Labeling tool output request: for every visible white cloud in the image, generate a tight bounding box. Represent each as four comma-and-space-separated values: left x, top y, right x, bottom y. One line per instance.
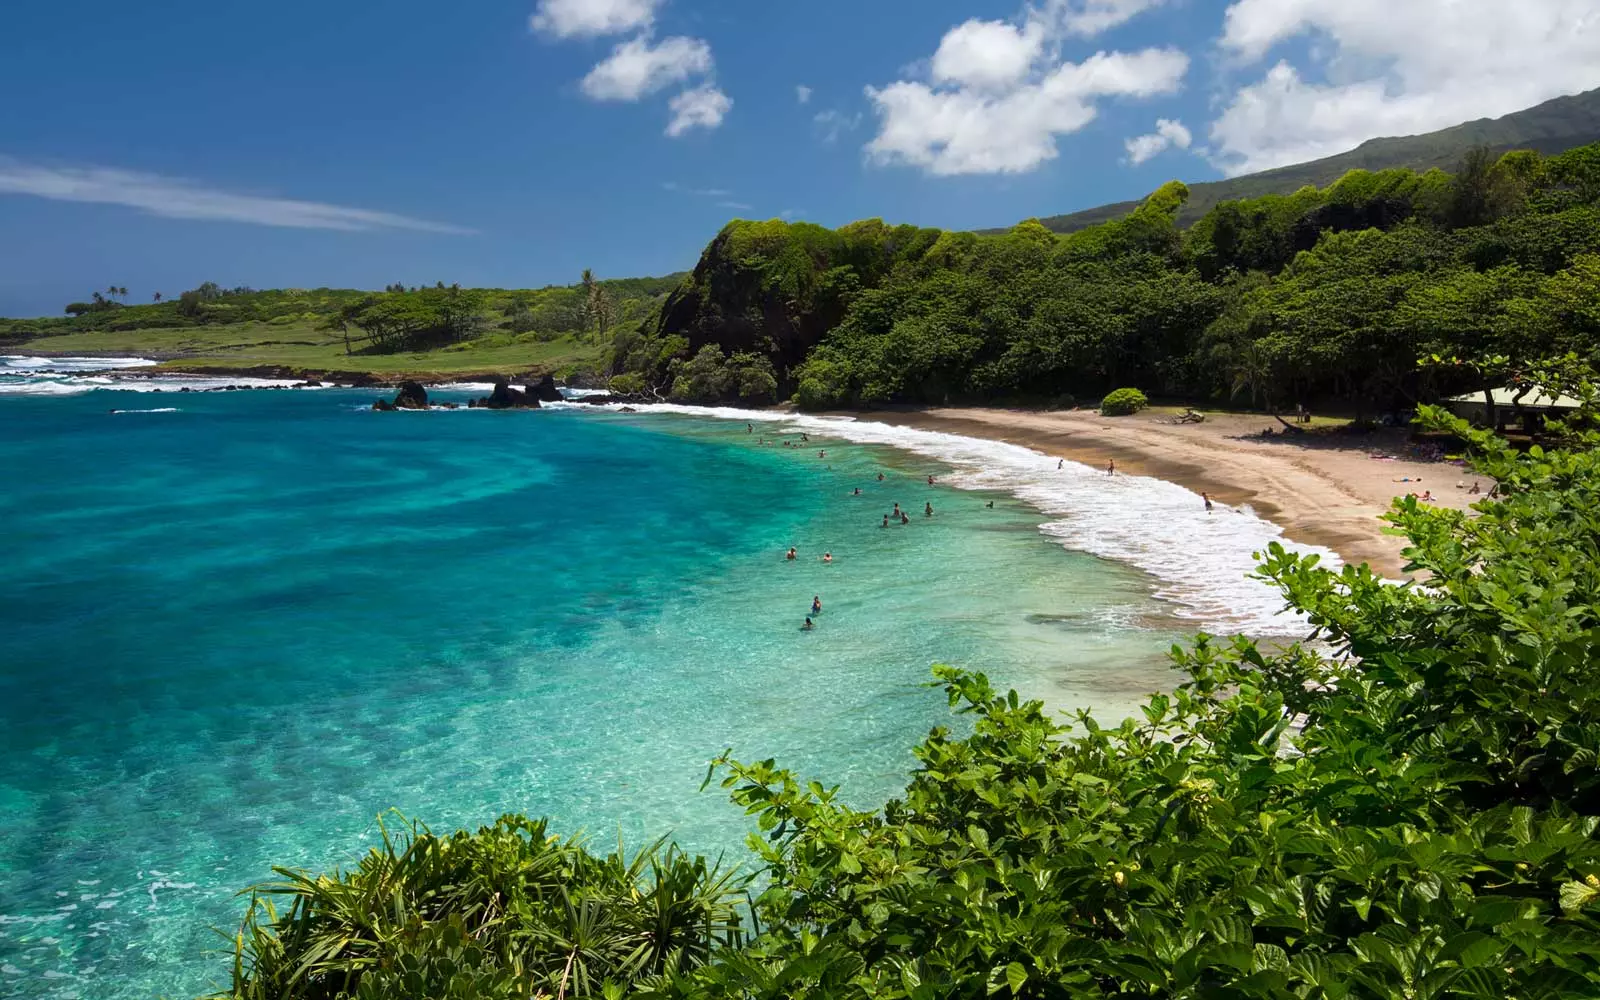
530, 0, 658, 39
581, 35, 713, 101
0, 159, 472, 234
813, 109, 863, 144
717, 199, 753, 211
931, 19, 1044, 91
1210, 0, 1600, 175
1039, 0, 1168, 38
866, 47, 1188, 175
796, 85, 812, 104
780, 209, 802, 220
1124, 117, 1191, 164
663, 181, 732, 197
666, 85, 732, 136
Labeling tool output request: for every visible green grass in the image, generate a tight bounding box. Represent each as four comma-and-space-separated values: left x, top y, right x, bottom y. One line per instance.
18, 321, 606, 378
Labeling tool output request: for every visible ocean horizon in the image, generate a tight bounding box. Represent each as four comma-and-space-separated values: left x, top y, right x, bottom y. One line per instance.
0, 358, 1334, 999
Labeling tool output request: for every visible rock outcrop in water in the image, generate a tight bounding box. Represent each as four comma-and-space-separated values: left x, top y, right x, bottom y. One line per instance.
373, 381, 429, 411
470, 379, 541, 410
532, 374, 563, 403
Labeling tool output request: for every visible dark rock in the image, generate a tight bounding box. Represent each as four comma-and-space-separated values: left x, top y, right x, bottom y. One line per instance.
373, 398, 397, 411
393, 381, 429, 410
296, 379, 323, 388
478, 379, 541, 410
438, 402, 460, 409
531, 374, 563, 403
618, 405, 638, 412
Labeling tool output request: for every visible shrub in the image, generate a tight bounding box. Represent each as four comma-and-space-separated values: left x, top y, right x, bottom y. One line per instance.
607, 372, 646, 395
1100, 386, 1149, 415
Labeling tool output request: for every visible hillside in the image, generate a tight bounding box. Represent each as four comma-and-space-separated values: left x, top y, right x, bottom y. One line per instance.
1011, 86, 1600, 234
1, 274, 684, 379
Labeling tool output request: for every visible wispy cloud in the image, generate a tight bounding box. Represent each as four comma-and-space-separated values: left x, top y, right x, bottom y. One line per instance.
717, 199, 753, 211
813, 109, 862, 144
796, 85, 812, 104
662, 181, 732, 197
0, 159, 473, 234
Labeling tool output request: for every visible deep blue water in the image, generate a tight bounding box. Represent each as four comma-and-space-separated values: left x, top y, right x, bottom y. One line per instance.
0, 388, 1182, 999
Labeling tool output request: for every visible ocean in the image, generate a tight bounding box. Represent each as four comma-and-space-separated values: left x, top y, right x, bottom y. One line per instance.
0, 358, 1333, 999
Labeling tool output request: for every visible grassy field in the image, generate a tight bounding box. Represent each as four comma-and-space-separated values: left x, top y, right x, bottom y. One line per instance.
15, 321, 606, 378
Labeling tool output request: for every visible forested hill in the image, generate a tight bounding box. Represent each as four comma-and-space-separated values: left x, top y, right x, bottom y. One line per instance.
609, 141, 1600, 413
1007, 87, 1600, 235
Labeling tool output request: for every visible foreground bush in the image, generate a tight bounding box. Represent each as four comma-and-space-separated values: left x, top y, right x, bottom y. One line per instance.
217, 404, 1600, 999
1100, 387, 1149, 415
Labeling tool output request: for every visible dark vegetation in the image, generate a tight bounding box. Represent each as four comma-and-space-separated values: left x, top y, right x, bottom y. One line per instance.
608, 142, 1600, 414
1010, 85, 1600, 234
214, 393, 1600, 998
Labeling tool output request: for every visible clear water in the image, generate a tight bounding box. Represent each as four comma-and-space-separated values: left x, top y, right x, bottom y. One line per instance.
0, 385, 1197, 1000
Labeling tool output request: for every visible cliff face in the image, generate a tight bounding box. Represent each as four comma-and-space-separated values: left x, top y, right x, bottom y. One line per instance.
652, 229, 840, 378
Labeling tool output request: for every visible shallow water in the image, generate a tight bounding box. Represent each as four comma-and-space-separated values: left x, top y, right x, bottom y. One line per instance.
0, 384, 1226, 999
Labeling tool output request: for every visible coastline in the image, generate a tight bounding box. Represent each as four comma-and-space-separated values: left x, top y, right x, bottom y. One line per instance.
838, 407, 1481, 579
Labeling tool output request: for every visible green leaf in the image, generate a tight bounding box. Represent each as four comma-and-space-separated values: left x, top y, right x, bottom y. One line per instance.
1006, 961, 1028, 994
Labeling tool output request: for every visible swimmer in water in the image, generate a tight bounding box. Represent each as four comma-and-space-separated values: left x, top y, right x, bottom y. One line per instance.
877, 472, 885, 481
852, 487, 862, 496
823, 552, 833, 563
985, 500, 994, 508
925, 502, 933, 517
746, 423, 752, 433
812, 596, 822, 614
785, 547, 797, 561
1202, 492, 1213, 513
801, 617, 814, 631
927, 475, 935, 485
900, 511, 910, 524
819, 450, 826, 458
802, 433, 809, 442
882, 515, 890, 528
892, 503, 901, 517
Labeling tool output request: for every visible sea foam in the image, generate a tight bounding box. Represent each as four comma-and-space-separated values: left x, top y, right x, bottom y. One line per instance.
569, 402, 1340, 636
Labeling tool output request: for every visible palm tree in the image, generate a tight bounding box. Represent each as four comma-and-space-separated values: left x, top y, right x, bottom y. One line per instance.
118, 286, 128, 299
580, 269, 612, 341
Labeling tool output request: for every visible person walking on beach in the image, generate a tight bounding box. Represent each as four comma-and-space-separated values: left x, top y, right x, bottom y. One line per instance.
1057, 459, 1063, 470
786, 547, 797, 561
1202, 492, 1213, 514
1107, 459, 1115, 476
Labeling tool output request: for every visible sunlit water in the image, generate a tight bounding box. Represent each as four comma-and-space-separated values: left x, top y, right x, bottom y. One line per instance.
0, 363, 1326, 999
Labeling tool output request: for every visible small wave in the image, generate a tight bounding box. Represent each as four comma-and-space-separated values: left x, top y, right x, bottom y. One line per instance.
108, 408, 179, 414
578, 402, 1340, 636
0, 355, 158, 372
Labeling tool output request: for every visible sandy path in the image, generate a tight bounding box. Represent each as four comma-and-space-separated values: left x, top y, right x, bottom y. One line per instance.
842, 408, 1486, 579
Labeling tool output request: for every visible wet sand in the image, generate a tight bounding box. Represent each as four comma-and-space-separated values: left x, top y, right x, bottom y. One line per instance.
842, 408, 1485, 578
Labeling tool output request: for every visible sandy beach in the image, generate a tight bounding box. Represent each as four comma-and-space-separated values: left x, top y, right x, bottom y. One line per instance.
848, 408, 1485, 579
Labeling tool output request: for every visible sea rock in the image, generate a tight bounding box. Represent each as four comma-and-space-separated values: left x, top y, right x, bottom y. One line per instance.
532, 374, 563, 403
393, 381, 429, 410
478, 379, 541, 410
372, 398, 396, 411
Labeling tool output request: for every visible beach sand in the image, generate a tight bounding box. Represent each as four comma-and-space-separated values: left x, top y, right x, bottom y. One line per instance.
844, 408, 1485, 579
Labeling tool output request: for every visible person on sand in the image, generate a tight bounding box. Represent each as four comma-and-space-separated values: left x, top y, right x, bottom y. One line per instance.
812, 596, 822, 615
785, 547, 797, 561
925, 502, 933, 517
823, 552, 833, 563
801, 617, 814, 631
1392, 476, 1421, 483
1418, 490, 1434, 501
1057, 459, 1063, 470
1202, 492, 1213, 514
1107, 459, 1115, 476
1468, 481, 1481, 495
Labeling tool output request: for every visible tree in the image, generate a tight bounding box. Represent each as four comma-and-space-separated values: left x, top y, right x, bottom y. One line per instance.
580, 268, 614, 341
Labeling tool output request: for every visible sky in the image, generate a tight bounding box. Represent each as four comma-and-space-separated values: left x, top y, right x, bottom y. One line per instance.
2, 0, 1598, 316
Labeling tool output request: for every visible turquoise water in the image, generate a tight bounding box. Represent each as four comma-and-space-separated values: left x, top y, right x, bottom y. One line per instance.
0, 386, 1188, 999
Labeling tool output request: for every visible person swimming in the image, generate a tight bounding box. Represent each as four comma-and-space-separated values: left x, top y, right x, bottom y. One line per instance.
925, 502, 933, 517
927, 475, 935, 485
812, 596, 822, 614
877, 472, 885, 481
746, 423, 752, 433
801, 617, 814, 631
785, 547, 797, 561
900, 511, 910, 524
818, 450, 826, 458
892, 503, 901, 516
985, 500, 994, 508
823, 552, 833, 563
852, 487, 862, 496
801, 433, 809, 442
882, 515, 890, 527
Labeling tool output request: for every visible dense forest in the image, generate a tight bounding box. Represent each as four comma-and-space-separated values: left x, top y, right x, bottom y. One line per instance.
215, 397, 1600, 998
612, 142, 1600, 414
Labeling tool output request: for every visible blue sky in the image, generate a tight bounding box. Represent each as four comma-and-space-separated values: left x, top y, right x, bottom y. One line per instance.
1, 0, 1597, 315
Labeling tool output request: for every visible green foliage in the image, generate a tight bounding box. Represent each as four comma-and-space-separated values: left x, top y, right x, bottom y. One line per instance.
607, 372, 648, 395
216, 815, 749, 1000
218, 394, 1600, 998
666, 346, 778, 404
1099, 386, 1149, 415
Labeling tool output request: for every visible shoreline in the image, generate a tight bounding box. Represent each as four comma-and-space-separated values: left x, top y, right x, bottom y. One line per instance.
836, 407, 1481, 579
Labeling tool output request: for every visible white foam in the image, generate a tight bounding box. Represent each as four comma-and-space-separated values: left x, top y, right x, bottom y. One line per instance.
589, 403, 1341, 636
108, 407, 178, 414
0, 355, 158, 372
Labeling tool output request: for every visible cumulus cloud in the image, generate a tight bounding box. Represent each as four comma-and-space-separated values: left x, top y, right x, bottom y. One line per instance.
581, 35, 713, 100
930, 19, 1045, 91
0, 159, 472, 234
866, 46, 1188, 175
796, 85, 812, 104
1041, 0, 1169, 38
530, 0, 659, 38
1210, 0, 1600, 175
1124, 117, 1191, 164
666, 85, 732, 136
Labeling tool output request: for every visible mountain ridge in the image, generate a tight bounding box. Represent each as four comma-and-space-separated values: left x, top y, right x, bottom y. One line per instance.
992, 86, 1600, 235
